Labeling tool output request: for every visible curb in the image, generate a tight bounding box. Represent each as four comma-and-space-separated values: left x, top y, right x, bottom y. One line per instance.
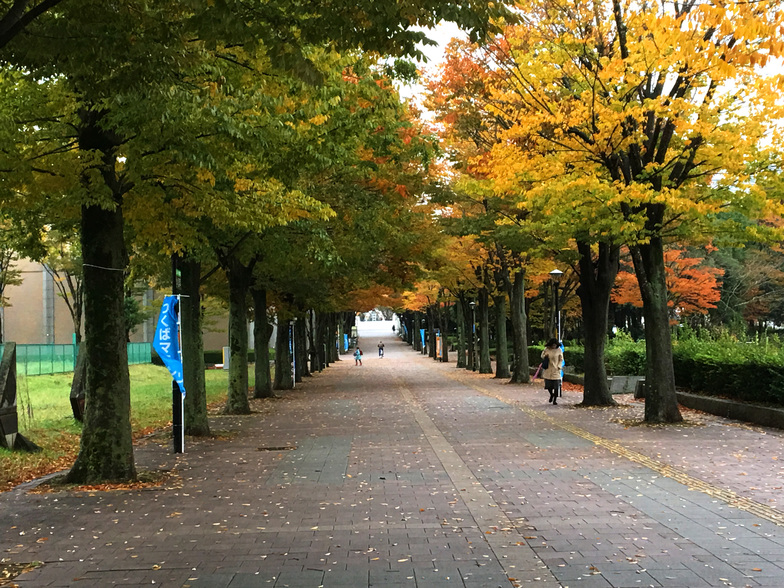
676, 390, 784, 430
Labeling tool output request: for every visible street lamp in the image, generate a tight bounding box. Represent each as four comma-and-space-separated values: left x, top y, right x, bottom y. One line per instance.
549, 269, 563, 341
468, 301, 477, 371
291, 317, 297, 388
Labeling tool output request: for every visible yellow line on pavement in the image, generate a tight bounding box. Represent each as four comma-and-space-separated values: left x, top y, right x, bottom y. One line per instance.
449, 373, 784, 528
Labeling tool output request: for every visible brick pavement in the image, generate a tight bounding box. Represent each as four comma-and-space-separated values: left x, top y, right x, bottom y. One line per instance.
1, 335, 784, 587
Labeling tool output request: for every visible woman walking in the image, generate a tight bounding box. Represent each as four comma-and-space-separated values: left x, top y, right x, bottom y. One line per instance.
541, 338, 564, 404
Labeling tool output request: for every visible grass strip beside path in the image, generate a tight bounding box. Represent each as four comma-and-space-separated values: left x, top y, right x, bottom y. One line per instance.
0, 364, 240, 492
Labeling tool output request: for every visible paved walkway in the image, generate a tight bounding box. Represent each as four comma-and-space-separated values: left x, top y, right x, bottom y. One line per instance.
2, 333, 784, 587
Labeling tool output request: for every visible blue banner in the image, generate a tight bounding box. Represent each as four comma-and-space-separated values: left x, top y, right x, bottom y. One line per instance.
153, 295, 185, 396
420, 329, 426, 349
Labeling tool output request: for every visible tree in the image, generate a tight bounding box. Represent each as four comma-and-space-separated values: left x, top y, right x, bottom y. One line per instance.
453, 1, 784, 422
0, 235, 21, 343
612, 247, 724, 321
0, 0, 67, 49
1, 0, 514, 483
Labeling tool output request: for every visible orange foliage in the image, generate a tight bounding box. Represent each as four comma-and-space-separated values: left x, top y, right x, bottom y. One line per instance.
345, 285, 397, 312
612, 248, 724, 316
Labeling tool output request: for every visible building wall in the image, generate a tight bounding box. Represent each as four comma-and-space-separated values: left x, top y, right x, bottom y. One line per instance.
4, 259, 60, 343
4, 259, 236, 348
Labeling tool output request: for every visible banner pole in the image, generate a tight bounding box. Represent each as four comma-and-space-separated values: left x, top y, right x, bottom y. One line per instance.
173, 294, 184, 453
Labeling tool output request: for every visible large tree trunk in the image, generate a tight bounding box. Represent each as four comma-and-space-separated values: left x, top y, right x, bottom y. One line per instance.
251, 286, 273, 399
509, 270, 530, 383
180, 257, 210, 435
478, 287, 492, 374
67, 202, 135, 483
630, 237, 683, 423
224, 260, 251, 414
274, 316, 293, 390
493, 294, 510, 378
67, 109, 135, 484
576, 241, 618, 407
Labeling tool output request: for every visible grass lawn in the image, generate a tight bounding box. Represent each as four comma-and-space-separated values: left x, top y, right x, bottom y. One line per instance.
0, 364, 245, 492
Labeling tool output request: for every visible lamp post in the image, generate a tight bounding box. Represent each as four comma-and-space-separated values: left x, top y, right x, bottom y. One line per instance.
549, 269, 563, 341
291, 317, 297, 388
469, 301, 477, 371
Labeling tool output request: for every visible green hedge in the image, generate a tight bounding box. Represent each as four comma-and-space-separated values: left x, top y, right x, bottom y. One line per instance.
528, 345, 585, 373
529, 334, 784, 406
203, 349, 256, 365
152, 349, 258, 366
672, 338, 784, 405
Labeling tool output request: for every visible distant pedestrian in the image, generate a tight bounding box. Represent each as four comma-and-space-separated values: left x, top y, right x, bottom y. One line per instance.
354, 348, 363, 366
541, 338, 564, 405
378, 341, 385, 357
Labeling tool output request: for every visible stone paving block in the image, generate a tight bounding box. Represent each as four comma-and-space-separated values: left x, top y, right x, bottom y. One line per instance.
273, 569, 326, 587
5, 344, 784, 588
601, 569, 663, 587
182, 572, 235, 587
368, 568, 417, 585
644, 567, 716, 587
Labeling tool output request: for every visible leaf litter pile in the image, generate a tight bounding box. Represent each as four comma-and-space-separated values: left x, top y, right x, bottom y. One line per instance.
0, 559, 41, 586
29, 469, 180, 494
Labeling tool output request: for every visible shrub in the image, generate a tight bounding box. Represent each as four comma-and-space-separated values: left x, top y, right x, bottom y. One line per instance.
605, 333, 646, 376
673, 337, 784, 405
529, 344, 584, 373
154, 349, 259, 366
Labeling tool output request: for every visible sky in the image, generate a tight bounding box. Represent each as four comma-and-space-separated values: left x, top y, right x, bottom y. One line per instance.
398, 22, 466, 104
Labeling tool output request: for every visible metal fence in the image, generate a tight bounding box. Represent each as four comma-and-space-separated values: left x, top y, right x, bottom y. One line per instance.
0, 342, 152, 376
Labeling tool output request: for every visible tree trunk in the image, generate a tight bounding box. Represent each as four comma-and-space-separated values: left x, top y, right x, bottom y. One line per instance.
509, 271, 530, 383
274, 316, 293, 389
428, 306, 437, 359
630, 238, 683, 423
576, 241, 618, 407
224, 261, 251, 414
180, 257, 210, 435
412, 311, 422, 352
455, 297, 466, 368
316, 312, 328, 369
67, 201, 136, 483
328, 313, 339, 363
479, 288, 492, 374
309, 310, 321, 373
251, 286, 273, 399
295, 316, 308, 379
440, 301, 449, 363
493, 294, 510, 378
